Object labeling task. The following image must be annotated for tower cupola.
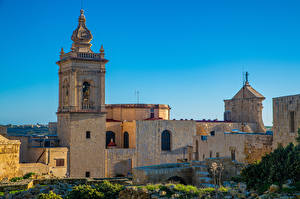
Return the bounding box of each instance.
[71,9,93,52]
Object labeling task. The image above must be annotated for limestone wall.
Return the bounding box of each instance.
[8,136,30,163]
[273,94,300,148]
[105,148,136,177]
[195,132,272,164]
[19,163,49,176]
[106,104,170,121]
[195,121,257,136]
[68,113,106,178]
[135,120,195,167]
[0,135,21,180]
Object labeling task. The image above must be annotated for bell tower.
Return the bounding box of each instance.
[56,9,108,178]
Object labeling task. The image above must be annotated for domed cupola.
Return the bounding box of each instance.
[71,9,93,52]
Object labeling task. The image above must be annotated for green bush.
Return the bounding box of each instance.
[67,185,104,199]
[10,177,23,182]
[23,172,35,179]
[239,131,300,193]
[38,191,63,199]
[94,180,124,199]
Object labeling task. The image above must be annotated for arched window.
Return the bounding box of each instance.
[123,132,129,148]
[195,140,199,161]
[161,130,171,151]
[106,131,115,148]
[63,79,69,106]
[82,81,90,109]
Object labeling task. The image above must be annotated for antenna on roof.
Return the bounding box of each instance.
[134,90,140,104]
[81,0,84,10]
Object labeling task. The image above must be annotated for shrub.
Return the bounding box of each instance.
[240,137,300,193]
[38,191,63,199]
[23,172,35,179]
[10,177,23,182]
[67,185,104,199]
[94,180,124,199]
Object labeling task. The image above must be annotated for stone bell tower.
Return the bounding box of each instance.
[56,9,108,178]
[224,73,266,133]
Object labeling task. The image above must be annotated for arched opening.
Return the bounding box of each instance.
[195,140,199,161]
[161,130,171,151]
[63,79,69,106]
[123,132,129,148]
[82,81,91,109]
[106,131,115,148]
[167,176,186,185]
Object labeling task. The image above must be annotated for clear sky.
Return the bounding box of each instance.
[0,0,299,126]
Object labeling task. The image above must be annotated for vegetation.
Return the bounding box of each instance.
[10,172,36,182]
[23,172,35,179]
[38,191,63,199]
[94,180,124,199]
[237,128,300,193]
[66,185,104,199]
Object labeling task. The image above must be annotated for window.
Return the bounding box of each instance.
[106,131,115,148]
[85,171,90,178]
[82,82,91,109]
[216,152,220,158]
[86,131,91,139]
[56,159,64,166]
[123,132,129,148]
[209,151,212,158]
[161,130,171,151]
[210,131,215,136]
[231,149,236,161]
[290,111,295,133]
[201,136,207,141]
[203,154,205,160]
[195,140,199,161]
[150,108,155,118]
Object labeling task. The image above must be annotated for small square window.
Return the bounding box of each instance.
[86,131,91,139]
[85,171,90,178]
[56,159,64,166]
[210,131,215,136]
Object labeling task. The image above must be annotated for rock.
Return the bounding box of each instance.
[258,194,268,199]
[282,184,291,189]
[159,190,167,196]
[268,184,279,193]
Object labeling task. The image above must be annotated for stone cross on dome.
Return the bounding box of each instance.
[244,71,250,85]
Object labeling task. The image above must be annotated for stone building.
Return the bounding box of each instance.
[224,75,266,133]
[273,94,300,148]
[4,8,297,181]
[0,135,20,180]
[53,9,274,178]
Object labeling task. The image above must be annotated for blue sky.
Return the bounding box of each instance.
[0,0,300,126]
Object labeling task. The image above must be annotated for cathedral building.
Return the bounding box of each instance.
[54,9,273,178]
[1,9,298,180]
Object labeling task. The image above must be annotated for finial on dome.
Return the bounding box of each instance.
[100,45,104,53]
[60,47,65,55]
[71,9,93,52]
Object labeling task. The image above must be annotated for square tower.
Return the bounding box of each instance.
[56,9,108,178]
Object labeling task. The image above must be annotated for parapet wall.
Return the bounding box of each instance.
[105,148,136,177]
[0,135,21,180]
